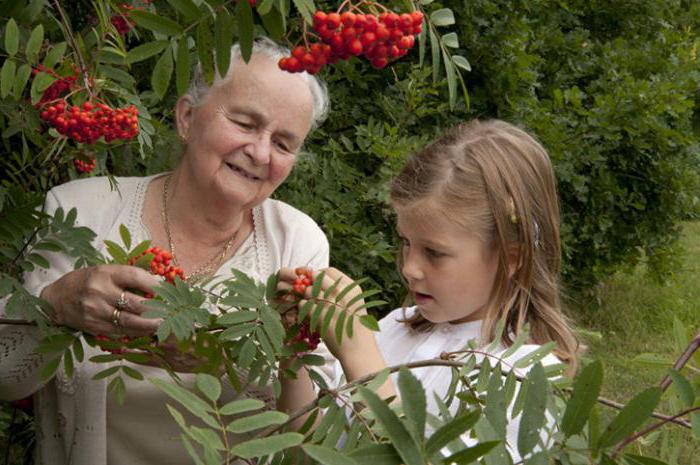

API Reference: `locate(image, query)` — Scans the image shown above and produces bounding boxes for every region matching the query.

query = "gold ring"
[112,308,122,329]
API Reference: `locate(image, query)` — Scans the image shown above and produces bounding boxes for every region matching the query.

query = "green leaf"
[597,387,662,449]
[623,454,669,465]
[13,63,32,98]
[196,373,222,402]
[425,409,481,456]
[126,40,169,64]
[219,322,257,340]
[236,0,254,62]
[441,32,458,48]
[1,59,17,99]
[668,369,694,407]
[441,441,500,464]
[92,366,120,380]
[348,444,402,465]
[430,8,455,27]
[514,342,556,369]
[121,365,144,380]
[291,0,314,24]
[119,224,132,250]
[358,387,424,465]
[562,360,604,436]
[217,310,258,325]
[25,25,44,64]
[260,8,285,41]
[227,411,289,433]
[443,49,457,109]
[104,240,128,264]
[220,398,265,416]
[517,363,548,458]
[150,378,219,429]
[108,376,127,405]
[398,367,426,442]
[152,46,174,100]
[39,356,61,381]
[229,432,304,459]
[43,42,67,68]
[196,20,215,84]
[166,0,202,22]
[452,55,471,72]
[5,19,19,57]
[130,10,184,36]
[176,36,191,96]
[359,314,379,331]
[302,444,361,465]
[429,26,440,82]
[215,8,233,78]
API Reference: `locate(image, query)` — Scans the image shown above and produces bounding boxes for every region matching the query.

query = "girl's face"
[396,203,500,324]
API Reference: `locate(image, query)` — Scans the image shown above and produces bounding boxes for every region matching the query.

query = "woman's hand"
[40,264,162,337]
[277,266,374,361]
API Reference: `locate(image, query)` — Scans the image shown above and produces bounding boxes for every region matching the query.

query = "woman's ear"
[175,95,195,143]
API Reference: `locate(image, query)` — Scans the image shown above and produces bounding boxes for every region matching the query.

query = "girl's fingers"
[277,267,298,283]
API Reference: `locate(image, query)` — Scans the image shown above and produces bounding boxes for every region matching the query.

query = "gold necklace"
[162,174,239,283]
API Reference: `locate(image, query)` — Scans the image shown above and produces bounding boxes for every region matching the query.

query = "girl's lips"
[414,291,433,304]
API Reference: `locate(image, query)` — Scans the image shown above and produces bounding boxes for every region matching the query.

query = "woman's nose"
[244,133,271,165]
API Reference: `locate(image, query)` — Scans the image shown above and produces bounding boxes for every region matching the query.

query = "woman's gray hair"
[186,37,330,131]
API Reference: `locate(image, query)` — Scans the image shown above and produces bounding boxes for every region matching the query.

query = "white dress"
[342,307,562,463]
[0,174,333,465]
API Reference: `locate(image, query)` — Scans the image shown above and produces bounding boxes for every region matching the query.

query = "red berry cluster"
[39,100,139,144]
[284,268,321,353]
[278,9,423,73]
[74,156,96,174]
[32,64,78,106]
[128,246,185,284]
[111,4,135,35]
[95,334,132,354]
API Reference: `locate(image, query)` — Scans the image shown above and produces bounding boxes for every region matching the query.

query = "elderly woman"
[0,38,331,464]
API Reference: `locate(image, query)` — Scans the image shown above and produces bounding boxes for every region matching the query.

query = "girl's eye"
[425,248,445,259]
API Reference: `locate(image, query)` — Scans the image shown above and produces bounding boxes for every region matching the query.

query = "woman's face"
[176,53,314,210]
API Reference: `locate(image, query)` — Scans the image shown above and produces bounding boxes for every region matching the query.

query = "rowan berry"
[326,13,341,30]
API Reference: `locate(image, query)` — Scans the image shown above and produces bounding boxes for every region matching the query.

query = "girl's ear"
[507,243,521,278]
[175,95,195,143]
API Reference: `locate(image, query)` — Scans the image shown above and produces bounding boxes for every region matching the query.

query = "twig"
[610,406,700,458]
[659,327,700,391]
[0,318,39,326]
[51,0,93,99]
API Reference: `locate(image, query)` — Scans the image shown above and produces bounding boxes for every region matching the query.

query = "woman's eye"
[234,120,254,130]
[274,140,291,152]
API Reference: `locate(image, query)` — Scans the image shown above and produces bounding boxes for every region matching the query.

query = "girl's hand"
[40,264,162,337]
[277,266,374,361]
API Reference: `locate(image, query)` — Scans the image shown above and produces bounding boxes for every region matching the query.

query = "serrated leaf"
[5,19,19,57]
[93,365,121,380]
[514,342,556,368]
[430,8,455,27]
[220,398,265,416]
[196,20,215,84]
[517,363,548,457]
[230,432,304,459]
[227,411,288,433]
[196,373,222,402]
[561,360,603,436]
[359,314,379,331]
[597,387,662,449]
[236,0,254,62]
[429,26,440,82]
[291,0,314,24]
[39,356,61,380]
[126,40,169,64]
[398,367,426,442]
[348,444,402,465]
[152,46,174,99]
[104,240,128,264]
[119,224,132,250]
[1,59,17,99]
[25,25,44,64]
[260,8,285,41]
[130,10,184,36]
[219,322,257,341]
[122,365,144,381]
[623,454,669,465]
[358,387,424,465]
[166,0,202,21]
[303,444,361,465]
[151,378,219,429]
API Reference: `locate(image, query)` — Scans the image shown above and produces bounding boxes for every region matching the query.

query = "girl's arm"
[276,267,395,429]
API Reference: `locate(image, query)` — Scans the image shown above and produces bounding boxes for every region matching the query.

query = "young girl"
[277,119,579,461]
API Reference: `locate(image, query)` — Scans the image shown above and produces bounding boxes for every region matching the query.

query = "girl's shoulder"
[378,307,414,332]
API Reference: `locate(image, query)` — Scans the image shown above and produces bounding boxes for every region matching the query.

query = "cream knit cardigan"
[0,174,331,464]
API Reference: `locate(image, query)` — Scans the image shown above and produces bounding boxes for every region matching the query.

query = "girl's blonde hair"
[389,119,579,373]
